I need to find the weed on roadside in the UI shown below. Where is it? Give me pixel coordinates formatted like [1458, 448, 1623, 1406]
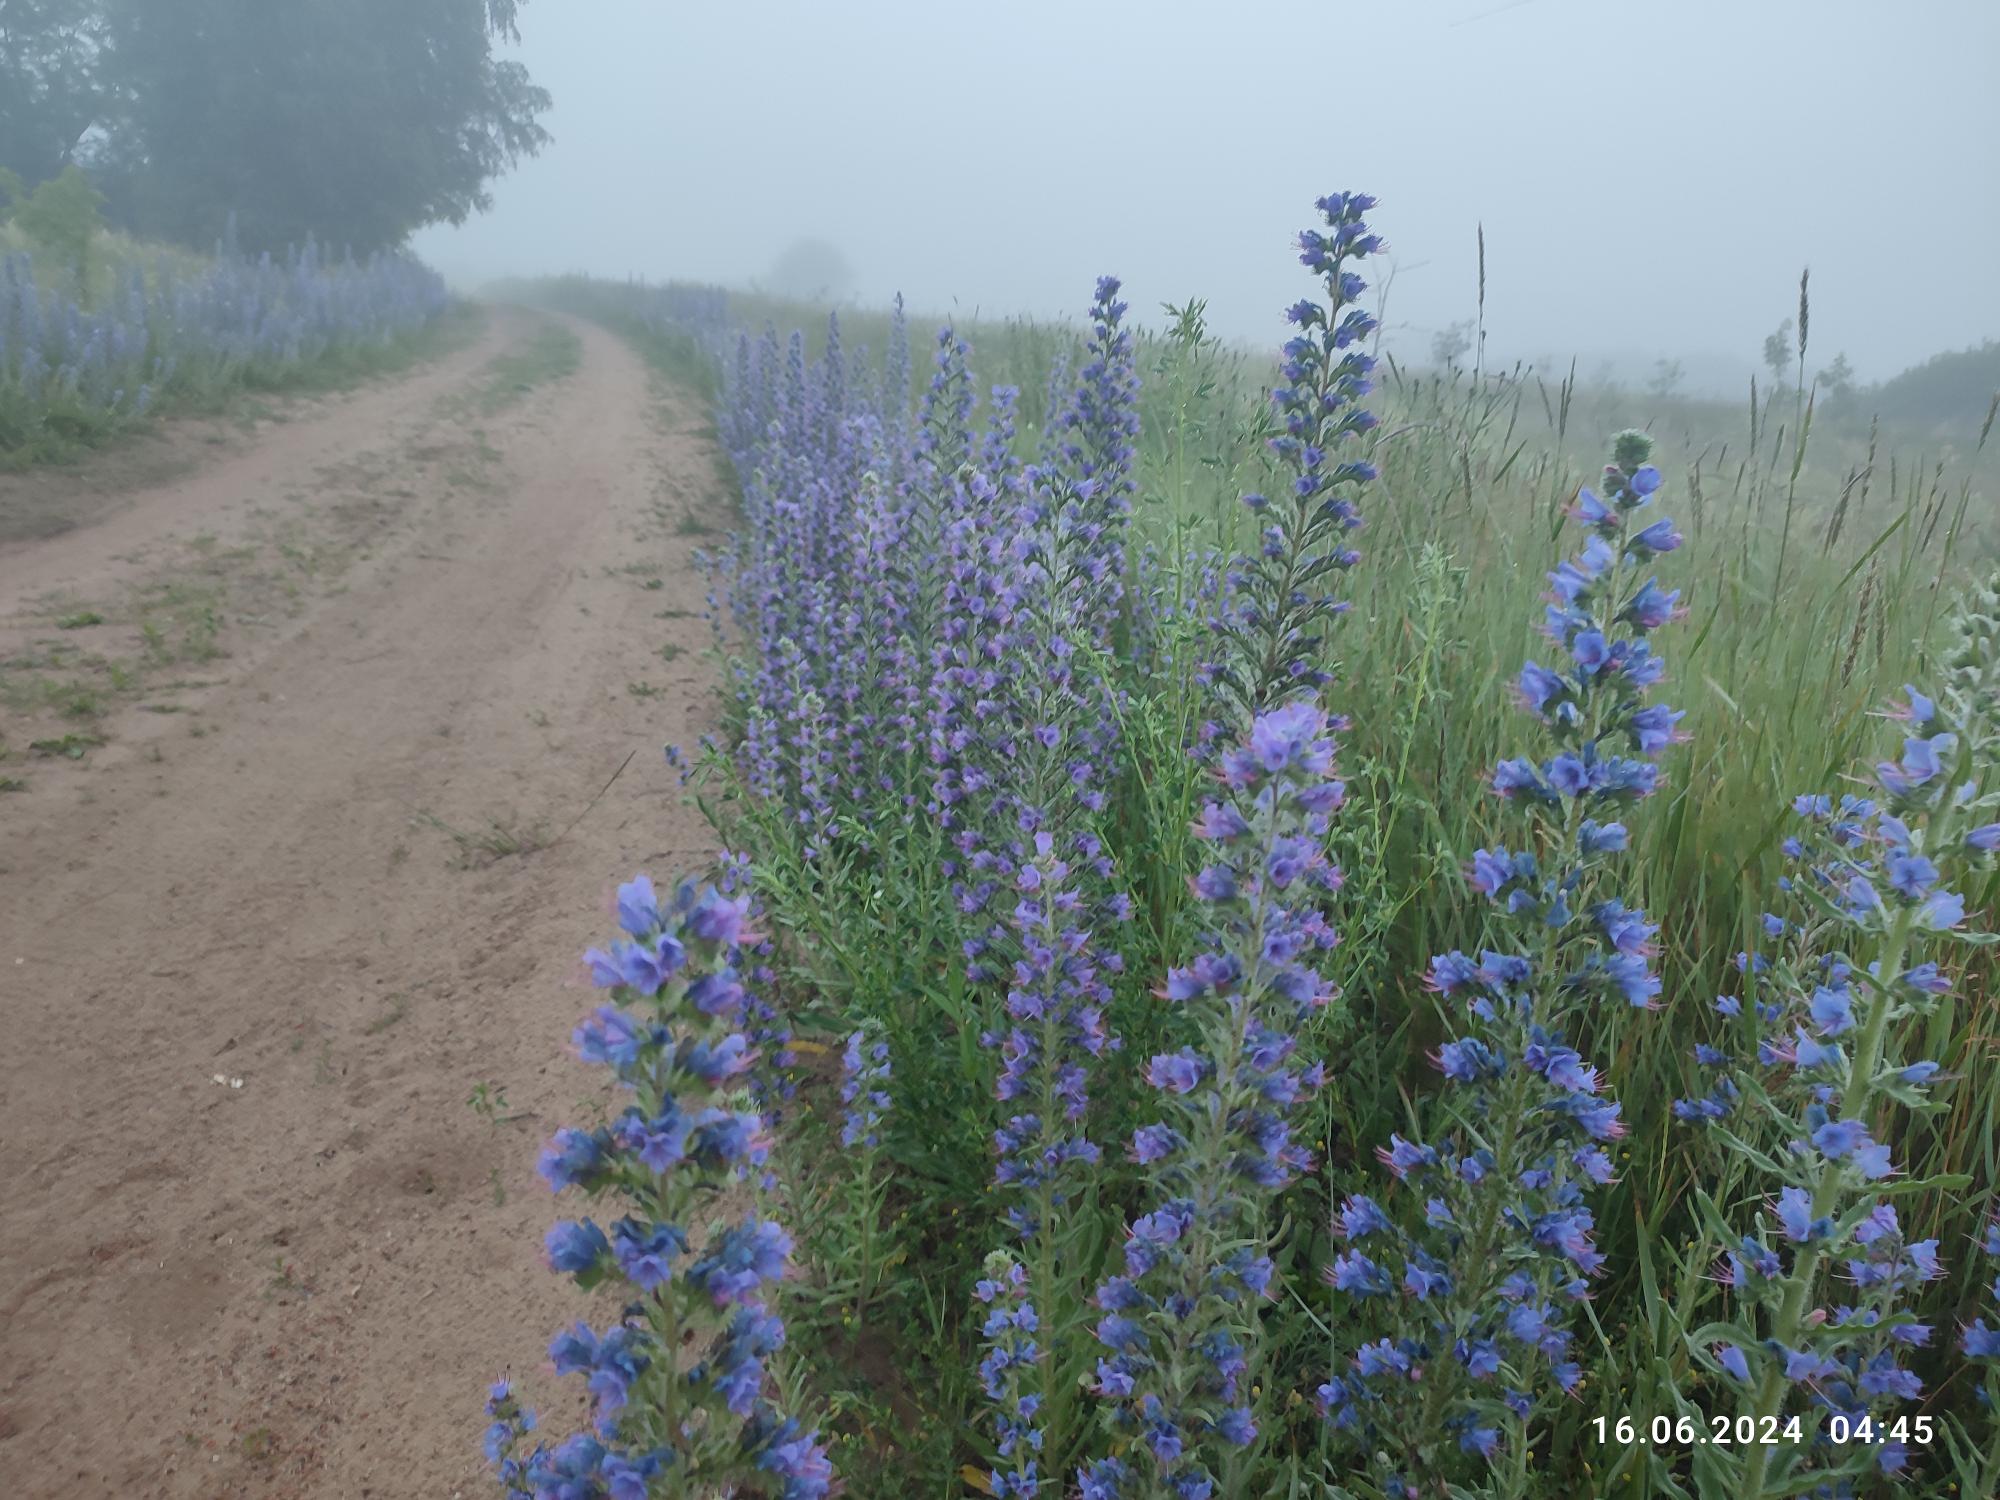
[364, 993, 411, 1035]
[414, 809, 551, 867]
[28, 731, 105, 759]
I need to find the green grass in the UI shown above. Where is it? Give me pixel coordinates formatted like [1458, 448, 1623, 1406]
[413, 809, 551, 868]
[449, 319, 584, 417]
[28, 730, 106, 759]
[495, 275, 720, 399]
[510, 271, 2000, 1495]
[364, 993, 412, 1035]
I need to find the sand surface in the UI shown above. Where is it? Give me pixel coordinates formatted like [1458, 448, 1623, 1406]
[0, 309, 725, 1497]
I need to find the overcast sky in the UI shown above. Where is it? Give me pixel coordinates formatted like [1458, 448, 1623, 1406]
[416, 0, 1999, 389]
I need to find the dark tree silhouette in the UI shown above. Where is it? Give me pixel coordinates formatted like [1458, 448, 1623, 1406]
[0, 0, 106, 188]
[90, 0, 551, 253]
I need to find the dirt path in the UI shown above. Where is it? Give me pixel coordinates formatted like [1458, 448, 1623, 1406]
[0, 310, 729, 1497]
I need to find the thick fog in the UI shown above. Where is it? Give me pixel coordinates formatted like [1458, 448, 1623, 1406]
[416, 0, 2000, 391]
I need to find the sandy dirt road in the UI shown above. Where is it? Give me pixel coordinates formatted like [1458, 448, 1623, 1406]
[0, 309, 727, 1497]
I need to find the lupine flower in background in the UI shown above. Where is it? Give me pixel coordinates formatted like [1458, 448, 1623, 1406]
[913, 325, 977, 504]
[1319, 433, 1682, 1489]
[727, 323, 881, 857]
[1, 240, 448, 458]
[1208, 192, 1384, 719]
[1673, 583, 2000, 1498]
[975, 1251, 1048, 1499]
[1081, 700, 1344, 1498]
[1048, 275, 1141, 649]
[707, 274, 1143, 1474]
[882, 292, 912, 462]
[955, 465, 1133, 1467]
[483, 871, 832, 1499]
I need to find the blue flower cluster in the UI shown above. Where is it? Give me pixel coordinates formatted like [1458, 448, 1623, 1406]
[715, 264, 1151, 1469]
[2, 238, 448, 448]
[976, 1251, 1048, 1499]
[1321, 434, 1683, 1486]
[716, 847, 798, 1135]
[839, 1024, 891, 1150]
[484, 872, 832, 1499]
[550, 188, 2000, 1499]
[722, 309, 903, 854]
[1675, 667, 1998, 1495]
[1050, 274, 1142, 647]
[1967, 1215, 2000, 1402]
[1080, 700, 1344, 1498]
[1213, 191, 1383, 717]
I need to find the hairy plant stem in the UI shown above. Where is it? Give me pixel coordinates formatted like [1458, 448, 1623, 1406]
[1400, 500, 1639, 1475]
[1016, 523, 1095, 1469]
[1737, 905, 1916, 1499]
[1141, 802, 1284, 1498]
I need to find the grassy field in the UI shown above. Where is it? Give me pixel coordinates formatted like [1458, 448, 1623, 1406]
[498, 242, 2000, 1498]
[1, 228, 460, 468]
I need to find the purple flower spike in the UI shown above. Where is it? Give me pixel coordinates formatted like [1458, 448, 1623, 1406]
[1672, 575, 2000, 1487]
[1328, 434, 1682, 1477]
[1089, 684, 1346, 1494]
[486, 859, 830, 1496]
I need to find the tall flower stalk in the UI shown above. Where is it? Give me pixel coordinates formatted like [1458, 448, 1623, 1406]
[835, 1023, 893, 1320]
[1050, 275, 1141, 651]
[1676, 601, 2000, 1496]
[972, 466, 1134, 1467]
[1320, 433, 1683, 1490]
[482, 872, 832, 1500]
[976, 1251, 1049, 1498]
[1082, 702, 1344, 1499]
[1954, 1215, 2000, 1494]
[1211, 192, 1384, 720]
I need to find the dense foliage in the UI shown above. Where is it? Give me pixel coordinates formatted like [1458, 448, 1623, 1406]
[494, 193, 2000, 1497]
[0, 0, 103, 190]
[1867, 341, 2000, 438]
[0, 236, 450, 462]
[0, 0, 550, 254]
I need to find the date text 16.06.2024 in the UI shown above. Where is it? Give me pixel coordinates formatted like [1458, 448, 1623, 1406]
[1592, 1413, 1935, 1448]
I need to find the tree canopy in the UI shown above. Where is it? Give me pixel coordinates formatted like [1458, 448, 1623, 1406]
[0, 0, 107, 188]
[0, 0, 550, 254]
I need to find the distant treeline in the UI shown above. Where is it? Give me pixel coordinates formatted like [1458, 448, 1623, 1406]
[1866, 341, 2000, 436]
[0, 1, 551, 256]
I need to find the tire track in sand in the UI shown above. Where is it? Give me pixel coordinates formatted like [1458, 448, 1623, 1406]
[0, 312, 727, 1497]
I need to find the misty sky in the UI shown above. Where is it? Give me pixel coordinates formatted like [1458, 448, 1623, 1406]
[416, 0, 2000, 389]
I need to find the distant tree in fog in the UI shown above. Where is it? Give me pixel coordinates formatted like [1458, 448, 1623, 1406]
[1762, 318, 1794, 382]
[1816, 351, 1856, 404]
[1869, 342, 2000, 433]
[764, 238, 855, 304]
[0, 0, 106, 189]
[1647, 357, 1684, 398]
[89, 0, 551, 254]
[1430, 319, 1473, 370]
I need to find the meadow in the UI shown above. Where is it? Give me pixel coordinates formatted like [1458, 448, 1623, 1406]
[0, 222, 455, 468]
[479, 191, 2000, 1500]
